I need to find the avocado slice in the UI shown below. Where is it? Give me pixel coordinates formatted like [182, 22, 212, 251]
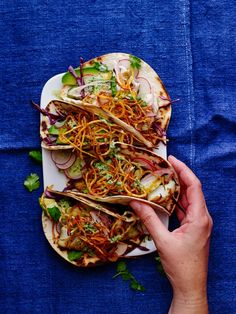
[62, 67, 100, 85]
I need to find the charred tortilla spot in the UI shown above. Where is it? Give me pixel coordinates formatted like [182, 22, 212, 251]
[158, 160, 168, 168]
[41, 121, 47, 131]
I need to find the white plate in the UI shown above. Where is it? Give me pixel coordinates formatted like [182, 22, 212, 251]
[40, 73, 169, 261]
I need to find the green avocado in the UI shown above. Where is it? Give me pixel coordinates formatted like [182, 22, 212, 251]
[62, 66, 100, 85]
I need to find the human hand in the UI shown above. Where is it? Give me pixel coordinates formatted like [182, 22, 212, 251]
[130, 155, 213, 314]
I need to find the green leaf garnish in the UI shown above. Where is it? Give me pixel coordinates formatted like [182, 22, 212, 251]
[24, 173, 40, 192]
[67, 250, 83, 261]
[155, 256, 166, 276]
[84, 222, 97, 233]
[48, 125, 59, 135]
[129, 55, 141, 70]
[109, 235, 122, 243]
[47, 206, 61, 222]
[93, 61, 109, 72]
[111, 74, 117, 96]
[116, 260, 127, 272]
[29, 151, 42, 163]
[113, 261, 145, 292]
[94, 161, 109, 171]
[130, 280, 145, 291]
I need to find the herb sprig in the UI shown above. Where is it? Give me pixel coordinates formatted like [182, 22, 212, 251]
[129, 55, 141, 69]
[24, 173, 40, 192]
[113, 261, 145, 292]
[155, 256, 166, 276]
[29, 150, 42, 163]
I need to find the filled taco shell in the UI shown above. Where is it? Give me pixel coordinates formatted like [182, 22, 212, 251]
[59, 53, 172, 148]
[56, 143, 180, 215]
[40, 188, 153, 267]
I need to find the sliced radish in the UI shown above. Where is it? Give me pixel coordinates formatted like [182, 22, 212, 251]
[115, 243, 128, 256]
[64, 157, 85, 179]
[51, 150, 74, 166]
[117, 59, 139, 77]
[118, 58, 131, 71]
[135, 76, 152, 96]
[56, 153, 76, 170]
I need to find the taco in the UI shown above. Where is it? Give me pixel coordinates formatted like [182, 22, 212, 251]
[40, 188, 150, 266]
[51, 143, 180, 215]
[37, 99, 145, 155]
[59, 53, 172, 148]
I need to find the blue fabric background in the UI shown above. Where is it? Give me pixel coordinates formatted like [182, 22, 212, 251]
[0, 0, 235, 313]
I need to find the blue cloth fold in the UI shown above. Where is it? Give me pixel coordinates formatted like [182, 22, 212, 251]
[1, 0, 235, 313]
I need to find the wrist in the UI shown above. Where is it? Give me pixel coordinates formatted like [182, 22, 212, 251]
[173, 285, 207, 302]
[169, 290, 208, 314]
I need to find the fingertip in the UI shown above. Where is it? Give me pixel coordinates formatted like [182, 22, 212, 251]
[168, 154, 175, 161]
[130, 201, 169, 240]
[168, 154, 179, 164]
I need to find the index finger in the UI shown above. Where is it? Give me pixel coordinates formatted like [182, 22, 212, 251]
[168, 155, 200, 188]
[168, 155, 207, 216]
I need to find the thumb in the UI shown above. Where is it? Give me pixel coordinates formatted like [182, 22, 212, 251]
[130, 201, 169, 242]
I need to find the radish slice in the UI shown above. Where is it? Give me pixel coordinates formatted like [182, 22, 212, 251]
[118, 58, 131, 71]
[55, 153, 76, 170]
[64, 158, 85, 179]
[51, 150, 74, 166]
[117, 59, 139, 77]
[115, 243, 128, 256]
[135, 76, 152, 96]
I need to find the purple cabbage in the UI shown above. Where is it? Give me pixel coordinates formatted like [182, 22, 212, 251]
[32, 101, 65, 125]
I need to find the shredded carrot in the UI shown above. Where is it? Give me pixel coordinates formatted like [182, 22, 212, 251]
[57, 109, 135, 159]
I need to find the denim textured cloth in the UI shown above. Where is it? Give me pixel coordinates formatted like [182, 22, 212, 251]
[0, 1, 235, 313]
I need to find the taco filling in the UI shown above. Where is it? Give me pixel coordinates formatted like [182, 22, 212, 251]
[40, 189, 148, 266]
[50, 143, 179, 214]
[59, 53, 171, 148]
[38, 100, 141, 155]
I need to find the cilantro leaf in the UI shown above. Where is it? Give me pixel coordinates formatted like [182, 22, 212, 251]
[129, 55, 141, 70]
[111, 74, 117, 96]
[109, 235, 122, 243]
[84, 223, 97, 233]
[113, 261, 145, 292]
[47, 206, 61, 222]
[29, 150, 42, 163]
[93, 61, 108, 72]
[130, 280, 145, 292]
[116, 260, 127, 272]
[67, 250, 83, 261]
[24, 173, 40, 192]
[155, 256, 166, 276]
